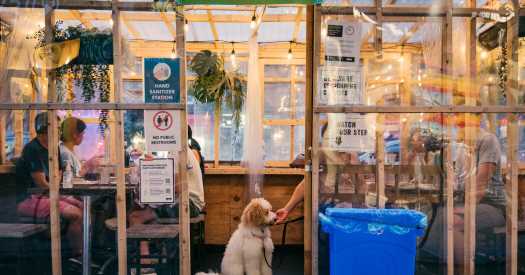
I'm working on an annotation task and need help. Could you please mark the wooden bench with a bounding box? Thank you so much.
[126,224,179,275]
[0,223,49,275]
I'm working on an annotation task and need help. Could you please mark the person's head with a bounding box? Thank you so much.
[35,112,49,136]
[60,117,87,146]
[408,128,442,153]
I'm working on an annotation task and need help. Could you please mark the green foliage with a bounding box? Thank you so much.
[28,22,112,135]
[189,50,246,130]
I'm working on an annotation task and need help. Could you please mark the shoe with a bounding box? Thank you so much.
[130,267,156,275]
[68,256,102,269]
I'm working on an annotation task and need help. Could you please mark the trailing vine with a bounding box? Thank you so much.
[28,21,113,135]
[497,29,508,102]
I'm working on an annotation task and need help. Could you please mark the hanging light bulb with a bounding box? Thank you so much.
[230,42,236,67]
[250,14,257,29]
[109,18,114,27]
[170,40,177,59]
[287,42,293,60]
[184,19,189,32]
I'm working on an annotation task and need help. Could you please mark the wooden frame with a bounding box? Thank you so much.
[311,3,524,275]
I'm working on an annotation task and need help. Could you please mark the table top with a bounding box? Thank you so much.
[126,224,179,239]
[0,223,48,238]
[28,180,136,196]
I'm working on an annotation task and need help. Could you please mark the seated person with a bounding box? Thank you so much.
[128,132,205,261]
[59,116,100,177]
[16,112,84,258]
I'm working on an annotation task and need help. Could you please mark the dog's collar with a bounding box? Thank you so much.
[251,227,268,240]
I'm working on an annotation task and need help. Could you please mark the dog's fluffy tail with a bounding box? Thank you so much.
[195,271,220,275]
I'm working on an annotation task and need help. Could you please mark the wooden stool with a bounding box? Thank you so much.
[0,223,48,275]
[127,224,179,275]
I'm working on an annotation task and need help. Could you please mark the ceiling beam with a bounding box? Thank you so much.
[399,21,423,45]
[159,12,177,40]
[206,11,220,49]
[121,14,140,39]
[292,6,303,42]
[69,10,93,28]
[53,10,305,24]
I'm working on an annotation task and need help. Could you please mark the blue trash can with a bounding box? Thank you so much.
[319,208,427,275]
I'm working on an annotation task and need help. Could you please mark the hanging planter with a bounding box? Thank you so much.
[189,50,246,131]
[28,21,112,135]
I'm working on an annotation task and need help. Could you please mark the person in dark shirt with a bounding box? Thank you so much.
[16,112,84,257]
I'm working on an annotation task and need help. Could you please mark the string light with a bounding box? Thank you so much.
[287,41,293,60]
[109,18,114,27]
[184,19,189,32]
[250,13,257,29]
[230,42,236,67]
[171,42,177,59]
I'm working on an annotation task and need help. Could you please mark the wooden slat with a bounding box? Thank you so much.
[111,2,128,275]
[292,6,304,43]
[442,1,454,273]
[0,103,185,110]
[160,12,177,41]
[45,4,62,275]
[0,113,6,164]
[13,110,22,157]
[121,14,140,39]
[176,6,191,275]
[70,10,94,28]
[506,1,519,274]
[206,11,220,49]
[310,5,321,275]
[314,105,525,113]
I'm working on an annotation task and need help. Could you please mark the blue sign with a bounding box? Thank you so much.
[144,58,180,103]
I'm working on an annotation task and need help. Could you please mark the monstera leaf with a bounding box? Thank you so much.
[189,50,246,129]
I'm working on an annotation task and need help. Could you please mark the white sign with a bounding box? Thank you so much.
[325,113,376,152]
[325,21,362,66]
[139,158,175,204]
[144,110,181,152]
[318,66,364,105]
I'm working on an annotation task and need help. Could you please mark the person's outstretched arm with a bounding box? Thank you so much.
[276,180,305,223]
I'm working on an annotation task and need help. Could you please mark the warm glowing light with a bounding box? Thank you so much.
[184,19,189,32]
[230,49,236,67]
[250,15,256,29]
[171,49,177,59]
[287,48,293,60]
[480,51,488,60]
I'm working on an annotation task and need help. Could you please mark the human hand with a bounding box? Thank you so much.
[276,208,290,224]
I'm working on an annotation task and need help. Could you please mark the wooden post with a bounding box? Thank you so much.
[290,64,297,161]
[176,5,191,275]
[0,113,5,164]
[374,0,385,208]
[506,1,519,274]
[111,2,128,275]
[304,4,314,275]
[45,4,62,275]
[310,5,321,275]
[442,1,454,273]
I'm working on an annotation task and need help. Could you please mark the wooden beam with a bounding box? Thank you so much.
[45,4,62,275]
[292,6,304,42]
[206,11,220,49]
[69,10,94,28]
[399,21,423,45]
[160,12,177,40]
[0,114,5,164]
[112,2,128,275]
[52,10,305,24]
[506,1,519,275]
[176,5,191,275]
[309,5,321,275]
[121,13,141,39]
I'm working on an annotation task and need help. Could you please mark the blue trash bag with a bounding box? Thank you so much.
[319,208,427,275]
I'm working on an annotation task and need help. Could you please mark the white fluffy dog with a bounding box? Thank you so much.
[196,198,276,275]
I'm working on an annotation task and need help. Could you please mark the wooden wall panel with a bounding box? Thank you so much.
[204,174,303,245]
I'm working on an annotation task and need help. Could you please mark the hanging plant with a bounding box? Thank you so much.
[189,50,246,130]
[497,29,508,102]
[28,21,112,135]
